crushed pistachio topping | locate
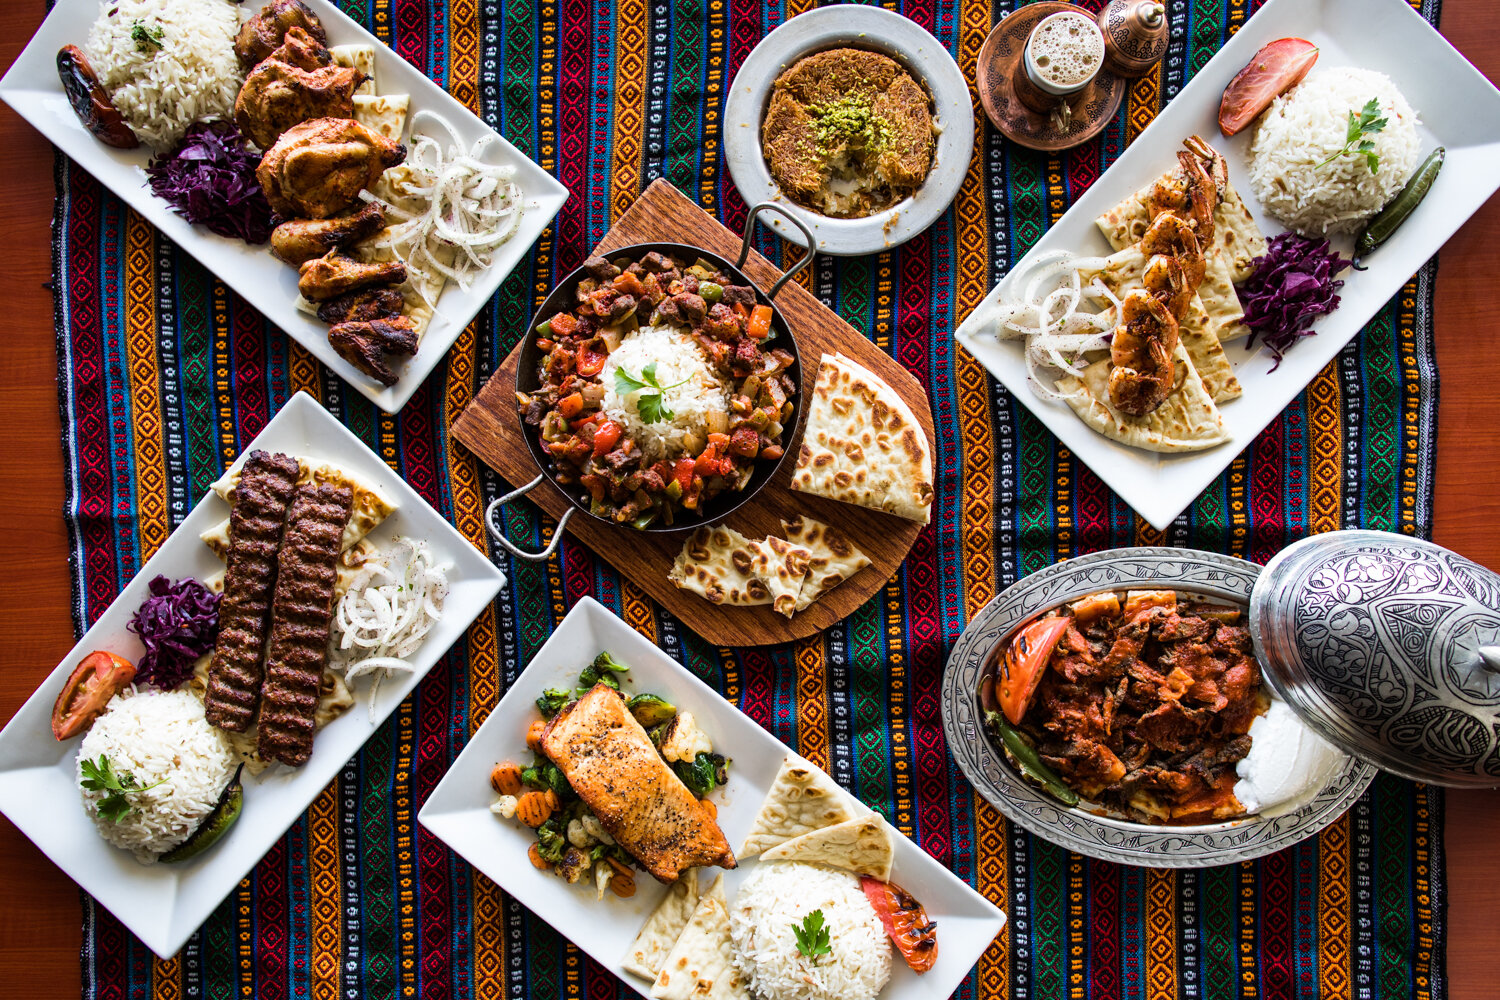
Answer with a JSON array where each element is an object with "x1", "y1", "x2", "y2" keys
[{"x1": 808, "y1": 94, "x2": 891, "y2": 155}]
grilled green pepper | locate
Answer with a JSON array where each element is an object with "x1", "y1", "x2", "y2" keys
[
  {"x1": 983, "y1": 710, "x2": 1079, "y2": 807},
  {"x1": 1354, "y1": 147, "x2": 1444, "y2": 267}
]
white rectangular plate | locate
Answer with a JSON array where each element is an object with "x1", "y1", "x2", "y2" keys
[
  {"x1": 0, "y1": 392, "x2": 506, "y2": 958},
  {"x1": 0, "y1": 0, "x2": 568, "y2": 412},
  {"x1": 419, "y1": 597, "x2": 1006, "y2": 999},
  {"x1": 955, "y1": 0, "x2": 1500, "y2": 530}
]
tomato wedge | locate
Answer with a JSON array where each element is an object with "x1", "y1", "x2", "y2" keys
[
  {"x1": 998, "y1": 615, "x2": 1070, "y2": 725},
  {"x1": 592, "y1": 420, "x2": 622, "y2": 456},
  {"x1": 1219, "y1": 38, "x2": 1319, "y2": 136},
  {"x1": 576, "y1": 345, "x2": 607, "y2": 377},
  {"x1": 861, "y1": 877, "x2": 939, "y2": 973},
  {"x1": 51, "y1": 651, "x2": 135, "y2": 740}
]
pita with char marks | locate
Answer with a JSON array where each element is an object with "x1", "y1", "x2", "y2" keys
[
  {"x1": 649, "y1": 875, "x2": 749, "y2": 1000},
  {"x1": 791, "y1": 352, "x2": 934, "y2": 523},
  {"x1": 781, "y1": 515, "x2": 871, "y2": 611},
  {"x1": 1057, "y1": 340, "x2": 1231, "y2": 453},
  {"x1": 624, "y1": 870, "x2": 699, "y2": 982},
  {"x1": 744, "y1": 535, "x2": 812, "y2": 618},
  {"x1": 740, "y1": 754, "x2": 869, "y2": 858},
  {"x1": 759, "y1": 812, "x2": 895, "y2": 881},
  {"x1": 668, "y1": 526, "x2": 772, "y2": 607}
]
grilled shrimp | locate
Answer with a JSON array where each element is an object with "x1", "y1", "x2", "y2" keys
[
  {"x1": 1147, "y1": 136, "x2": 1226, "y2": 241},
  {"x1": 1143, "y1": 253, "x2": 1194, "y2": 319},
  {"x1": 1108, "y1": 290, "x2": 1180, "y2": 416},
  {"x1": 1139, "y1": 214, "x2": 1207, "y2": 291}
]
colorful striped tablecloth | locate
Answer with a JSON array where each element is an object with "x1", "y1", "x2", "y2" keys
[{"x1": 52, "y1": 0, "x2": 1444, "y2": 997}]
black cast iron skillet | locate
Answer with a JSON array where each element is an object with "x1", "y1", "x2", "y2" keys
[{"x1": 487, "y1": 203, "x2": 816, "y2": 561}]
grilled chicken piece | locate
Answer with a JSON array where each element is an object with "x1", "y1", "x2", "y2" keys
[
  {"x1": 234, "y1": 27, "x2": 364, "y2": 150},
  {"x1": 271, "y1": 203, "x2": 386, "y2": 265},
  {"x1": 316, "y1": 286, "x2": 405, "y2": 325},
  {"x1": 540, "y1": 685, "x2": 737, "y2": 883},
  {"x1": 328, "y1": 317, "x2": 419, "y2": 386},
  {"x1": 298, "y1": 250, "x2": 407, "y2": 301},
  {"x1": 204, "y1": 451, "x2": 302, "y2": 733},
  {"x1": 257, "y1": 117, "x2": 406, "y2": 219},
  {"x1": 256, "y1": 482, "x2": 353, "y2": 767},
  {"x1": 235, "y1": 0, "x2": 327, "y2": 68}
]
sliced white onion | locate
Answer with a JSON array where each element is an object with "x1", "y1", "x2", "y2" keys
[{"x1": 979, "y1": 252, "x2": 1120, "y2": 397}]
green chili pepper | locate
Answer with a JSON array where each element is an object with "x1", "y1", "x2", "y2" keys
[
  {"x1": 983, "y1": 711, "x2": 1079, "y2": 807},
  {"x1": 1353, "y1": 146, "x2": 1444, "y2": 268},
  {"x1": 699, "y1": 281, "x2": 724, "y2": 304}
]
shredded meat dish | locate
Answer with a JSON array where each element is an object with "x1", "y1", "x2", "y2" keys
[{"x1": 1005, "y1": 591, "x2": 1268, "y2": 824}]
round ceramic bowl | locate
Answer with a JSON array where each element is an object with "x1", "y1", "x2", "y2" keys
[
  {"x1": 941, "y1": 547, "x2": 1378, "y2": 868},
  {"x1": 723, "y1": 6, "x2": 975, "y2": 257}
]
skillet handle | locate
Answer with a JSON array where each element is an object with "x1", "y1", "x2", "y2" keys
[
  {"x1": 736, "y1": 202, "x2": 817, "y2": 300},
  {"x1": 484, "y1": 474, "x2": 575, "y2": 562}
]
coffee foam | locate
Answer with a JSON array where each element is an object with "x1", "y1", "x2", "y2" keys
[{"x1": 1028, "y1": 12, "x2": 1104, "y2": 88}]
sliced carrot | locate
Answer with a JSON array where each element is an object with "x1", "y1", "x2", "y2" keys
[
  {"x1": 527, "y1": 843, "x2": 551, "y2": 870},
  {"x1": 516, "y1": 789, "x2": 557, "y2": 828},
  {"x1": 490, "y1": 761, "x2": 523, "y2": 796},
  {"x1": 526, "y1": 718, "x2": 548, "y2": 752}
]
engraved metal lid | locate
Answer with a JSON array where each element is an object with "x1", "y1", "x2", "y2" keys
[{"x1": 1249, "y1": 530, "x2": 1500, "y2": 787}]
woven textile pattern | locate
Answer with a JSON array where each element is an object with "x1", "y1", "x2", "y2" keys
[{"x1": 53, "y1": 0, "x2": 1445, "y2": 997}]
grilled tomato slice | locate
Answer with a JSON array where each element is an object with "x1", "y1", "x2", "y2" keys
[
  {"x1": 1219, "y1": 38, "x2": 1319, "y2": 136},
  {"x1": 997, "y1": 615, "x2": 1070, "y2": 726},
  {"x1": 51, "y1": 651, "x2": 135, "y2": 740},
  {"x1": 861, "y1": 877, "x2": 939, "y2": 973}
]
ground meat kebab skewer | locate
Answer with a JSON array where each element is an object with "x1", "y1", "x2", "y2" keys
[
  {"x1": 256, "y1": 482, "x2": 353, "y2": 766},
  {"x1": 204, "y1": 451, "x2": 302, "y2": 732}
]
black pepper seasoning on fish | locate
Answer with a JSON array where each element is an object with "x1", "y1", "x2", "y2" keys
[
  {"x1": 204, "y1": 451, "x2": 302, "y2": 732},
  {"x1": 256, "y1": 482, "x2": 353, "y2": 766}
]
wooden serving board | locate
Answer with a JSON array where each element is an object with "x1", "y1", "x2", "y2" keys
[{"x1": 453, "y1": 179, "x2": 935, "y2": 646}]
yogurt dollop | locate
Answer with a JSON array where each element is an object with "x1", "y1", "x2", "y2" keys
[{"x1": 1234, "y1": 699, "x2": 1347, "y2": 817}]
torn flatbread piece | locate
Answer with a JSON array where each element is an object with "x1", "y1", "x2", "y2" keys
[
  {"x1": 649, "y1": 875, "x2": 749, "y2": 1000},
  {"x1": 330, "y1": 44, "x2": 377, "y2": 95},
  {"x1": 1057, "y1": 340, "x2": 1231, "y2": 453},
  {"x1": 745, "y1": 536, "x2": 811, "y2": 618},
  {"x1": 780, "y1": 515, "x2": 872, "y2": 611},
  {"x1": 624, "y1": 871, "x2": 699, "y2": 982},
  {"x1": 759, "y1": 812, "x2": 895, "y2": 881},
  {"x1": 1093, "y1": 247, "x2": 1241, "y2": 403},
  {"x1": 791, "y1": 352, "x2": 934, "y2": 523},
  {"x1": 740, "y1": 754, "x2": 868, "y2": 858},
  {"x1": 353, "y1": 93, "x2": 409, "y2": 142},
  {"x1": 668, "y1": 526, "x2": 772, "y2": 607}
]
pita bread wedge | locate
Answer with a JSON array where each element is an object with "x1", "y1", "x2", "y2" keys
[
  {"x1": 780, "y1": 515, "x2": 872, "y2": 611},
  {"x1": 791, "y1": 352, "x2": 934, "y2": 523},
  {"x1": 1057, "y1": 341, "x2": 1231, "y2": 453},
  {"x1": 650, "y1": 875, "x2": 749, "y2": 1000},
  {"x1": 669, "y1": 526, "x2": 772, "y2": 606},
  {"x1": 741, "y1": 755, "x2": 867, "y2": 858},
  {"x1": 1093, "y1": 248, "x2": 1241, "y2": 404},
  {"x1": 353, "y1": 93, "x2": 410, "y2": 142},
  {"x1": 330, "y1": 44, "x2": 377, "y2": 94},
  {"x1": 624, "y1": 871, "x2": 699, "y2": 982},
  {"x1": 210, "y1": 456, "x2": 396, "y2": 553},
  {"x1": 759, "y1": 812, "x2": 894, "y2": 880},
  {"x1": 744, "y1": 536, "x2": 811, "y2": 618}
]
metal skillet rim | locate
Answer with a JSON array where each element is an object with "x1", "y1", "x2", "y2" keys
[
  {"x1": 514, "y1": 241, "x2": 804, "y2": 534},
  {"x1": 941, "y1": 546, "x2": 1378, "y2": 868}
]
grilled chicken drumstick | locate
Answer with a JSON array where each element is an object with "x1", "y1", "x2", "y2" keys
[
  {"x1": 298, "y1": 251, "x2": 407, "y2": 301},
  {"x1": 235, "y1": 0, "x2": 327, "y2": 68},
  {"x1": 315, "y1": 286, "x2": 406, "y2": 325},
  {"x1": 328, "y1": 317, "x2": 419, "y2": 386},
  {"x1": 271, "y1": 203, "x2": 387, "y2": 266}
]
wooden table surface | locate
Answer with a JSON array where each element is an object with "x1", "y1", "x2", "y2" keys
[{"x1": 2, "y1": 2, "x2": 1496, "y2": 996}]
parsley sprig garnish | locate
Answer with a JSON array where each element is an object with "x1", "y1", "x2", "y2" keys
[
  {"x1": 1315, "y1": 98, "x2": 1388, "y2": 173},
  {"x1": 80, "y1": 754, "x2": 165, "y2": 824},
  {"x1": 613, "y1": 362, "x2": 689, "y2": 424},
  {"x1": 792, "y1": 908, "x2": 833, "y2": 963},
  {"x1": 130, "y1": 21, "x2": 165, "y2": 53}
]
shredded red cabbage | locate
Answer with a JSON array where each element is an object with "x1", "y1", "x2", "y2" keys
[
  {"x1": 146, "y1": 121, "x2": 273, "y2": 244},
  {"x1": 1240, "y1": 233, "x2": 1353, "y2": 371},
  {"x1": 127, "y1": 575, "x2": 221, "y2": 689}
]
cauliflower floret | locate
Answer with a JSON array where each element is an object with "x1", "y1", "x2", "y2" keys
[
  {"x1": 594, "y1": 861, "x2": 614, "y2": 901},
  {"x1": 581, "y1": 813, "x2": 613, "y2": 845},
  {"x1": 489, "y1": 795, "x2": 518, "y2": 819},
  {"x1": 567, "y1": 817, "x2": 595, "y2": 849},
  {"x1": 659, "y1": 710, "x2": 713, "y2": 763}
]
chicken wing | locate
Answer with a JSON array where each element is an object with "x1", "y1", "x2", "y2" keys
[
  {"x1": 316, "y1": 286, "x2": 406, "y2": 325},
  {"x1": 328, "y1": 317, "x2": 419, "y2": 386},
  {"x1": 271, "y1": 202, "x2": 386, "y2": 265},
  {"x1": 298, "y1": 251, "x2": 407, "y2": 301},
  {"x1": 236, "y1": 0, "x2": 328, "y2": 69},
  {"x1": 234, "y1": 27, "x2": 364, "y2": 150},
  {"x1": 258, "y1": 117, "x2": 406, "y2": 219},
  {"x1": 540, "y1": 684, "x2": 736, "y2": 884}
]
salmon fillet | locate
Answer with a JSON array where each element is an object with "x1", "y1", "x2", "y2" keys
[{"x1": 541, "y1": 685, "x2": 736, "y2": 883}]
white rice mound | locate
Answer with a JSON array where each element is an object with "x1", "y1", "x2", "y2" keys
[
  {"x1": 600, "y1": 323, "x2": 731, "y2": 463},
  {"x1": 77, "y1": 688, "x2": 236, "y2": 863},
  {"x1": 729, "y1": 862, "x2": 892, "y2": 1000},
  {"x1": 1248, "y1": 67, "x2": 1421, "y2": 236},
  {"x1": 85, "y1": 0, "x2": 242, "y2": 149}
]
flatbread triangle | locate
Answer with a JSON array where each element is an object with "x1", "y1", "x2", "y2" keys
[
  {"x1": 624, "y1": 870, "x2": 699, "y2": 982},
  {"x1": 759, "y1": 812, "x2": 894, "y2": 881},
  {"x1": 740, "y1": 754, "x2": 868, "y2": 858},
  {"x1": 649, "y1": 874, "x2": 749, "y2": 1000}
]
